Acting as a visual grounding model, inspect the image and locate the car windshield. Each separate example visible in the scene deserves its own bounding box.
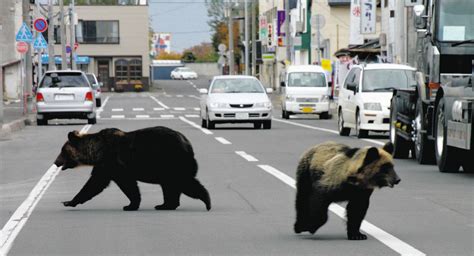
[210,78,264,93]
[288,72,326,87]
[40,73,89,88]
[436,0,474,42]
[362,69,417,92]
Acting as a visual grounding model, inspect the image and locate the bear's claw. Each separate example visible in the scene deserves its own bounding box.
[62,201,78,207]
[123,205,139,211]
[155,204,179,210]
[347,232,368,240]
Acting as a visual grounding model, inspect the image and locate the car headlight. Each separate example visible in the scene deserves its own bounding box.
[209,102,228,108]
[321,95,329,102]
[285,95,296,102]
[255,102,272,108]
[363,103,382,111]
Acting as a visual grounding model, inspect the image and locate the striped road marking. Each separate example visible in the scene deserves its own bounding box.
[132,108,144,111]
[215,137,232,145]
[149,95,170,109]
[235,151,258,162]
[136,115,150,118]
[111,115,125,119]
[112,108,123,112]
[179,116,213,135]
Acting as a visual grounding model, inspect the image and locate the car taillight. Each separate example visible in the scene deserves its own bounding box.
[36,92,44,102]
[85,91,93,101]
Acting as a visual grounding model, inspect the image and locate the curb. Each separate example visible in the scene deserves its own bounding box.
[0,116,35,138]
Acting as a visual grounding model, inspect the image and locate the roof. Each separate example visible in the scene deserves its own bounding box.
[44,69,84,73]
[286,65,325,73]
[355,63,416,71]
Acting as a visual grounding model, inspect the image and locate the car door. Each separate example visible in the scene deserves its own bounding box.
[338,69,355,123]
[345,68,361,126]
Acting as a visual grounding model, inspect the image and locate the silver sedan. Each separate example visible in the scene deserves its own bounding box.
[199,76,273,129]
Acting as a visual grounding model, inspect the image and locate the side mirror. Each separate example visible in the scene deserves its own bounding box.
[347,82,357,93]
[280,81,286,87]
[199,88,208,94]
[266,88,273,94]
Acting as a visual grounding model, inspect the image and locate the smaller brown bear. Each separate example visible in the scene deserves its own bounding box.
[294,141,400,240]
[54,126,211,211]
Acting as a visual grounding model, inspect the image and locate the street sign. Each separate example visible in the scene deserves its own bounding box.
[66,45,72,53]
[16,42,28,54]
[15,22,33,43]
[321,59,332,71]
[33,18,48,33]
[33,34,48,50]
[311,14,326,29]
[74,42,79,50]
[218,43,226,52]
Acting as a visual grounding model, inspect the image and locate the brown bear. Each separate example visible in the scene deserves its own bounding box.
[54,126,211,211]
[294,141,400,240]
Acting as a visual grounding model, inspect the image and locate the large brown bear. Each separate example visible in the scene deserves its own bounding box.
[294,141,400,240]
[54,126,211,211]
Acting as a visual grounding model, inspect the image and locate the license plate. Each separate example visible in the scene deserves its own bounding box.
[236,113,249,119]
[302,107,313,113]
[55,94,74,101]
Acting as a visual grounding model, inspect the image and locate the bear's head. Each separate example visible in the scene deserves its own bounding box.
[346,142,401,189]
[54,129,126,170]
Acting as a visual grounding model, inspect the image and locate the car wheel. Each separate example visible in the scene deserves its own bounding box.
[435,97,461,172]
[390,97,410,159]
[88,117,97,125]
[96,99,102,107]
[282,109,290,119]
[319,112,329,120]
[254,122,262,129]
[414,98,436,164]
[206,111,215,129]
[263,120,272,129]
[355,111,368,138]
[338,109,350,136]
[37,118,47,126]
[201,118,207,128]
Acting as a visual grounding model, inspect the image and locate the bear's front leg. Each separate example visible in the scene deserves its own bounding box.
[346,190,373,240]
[114,177,141,211]
[63,171,111,208]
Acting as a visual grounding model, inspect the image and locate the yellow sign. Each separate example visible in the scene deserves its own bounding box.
[321,59,332,71]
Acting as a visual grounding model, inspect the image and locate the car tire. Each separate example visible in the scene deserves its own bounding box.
[414,98,436,164]
[319,112,329,120]
[435,97,461,173]
[88,117,97,125]
[282,109,290,119]
[37,118,47,126]
[338,109,350,136]
[263,120,272,129]
[206,111,215,129]
[96,99,102,107]
[355,111,368,138]
[254,122,262,129]
[201,118,207,128]
[390,97,410,159]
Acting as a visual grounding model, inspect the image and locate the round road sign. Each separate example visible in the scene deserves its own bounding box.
[16,42,28,54]
[33,18,48,33]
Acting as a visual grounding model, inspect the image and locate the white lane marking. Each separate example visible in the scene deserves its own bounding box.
[160,114,175,118]
[136,115,150,118]
[99,117,176,121]
[176,95,184,98]
[164,95,172,98]
[188,95,200,100]
[96,96,110,118]
[149,95,170,109]
[174,107,186,111]
[235,151,258,162]
[179,116,213,135]
[79,125,92,134]
[257,164,425,256]
[272,118,384,146]
[0,125,93,256]
[112,108,123,112]
[132,108,144,111]
[111,115,125,119]
[215,137,232,145]
[153,108,165,111]
[194,108,201,111]
[184,114,200,118]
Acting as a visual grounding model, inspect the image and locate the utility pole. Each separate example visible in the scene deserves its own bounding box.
[59,0,67,70]
[48,0,55,70]
[244,0,249,75]
[227,0,234,75]
[285,0,291,64]
[69,0,76,70]
[22,0,33,115]
[251,0,256,76]
[36,0,43,84]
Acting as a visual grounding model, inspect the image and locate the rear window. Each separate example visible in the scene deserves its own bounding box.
[86,74,97,85]
[40,72,89,88]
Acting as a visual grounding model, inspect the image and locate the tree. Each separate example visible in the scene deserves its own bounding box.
[155,51,182,60]
[183,42,218,63]
[181,51,197,63]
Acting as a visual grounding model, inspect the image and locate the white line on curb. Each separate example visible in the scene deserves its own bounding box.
[179,116,213,135]
[235,151,258,162]
[257,164,425,256]
[0,125,93,256]
[149,95,170,109]
[215,137,232,145]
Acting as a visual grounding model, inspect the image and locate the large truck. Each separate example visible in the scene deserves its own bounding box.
[389,0,473,172]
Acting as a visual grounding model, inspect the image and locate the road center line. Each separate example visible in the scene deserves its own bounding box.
[235,151,259,162]
[179,116,213,135]
[0,124,93,256]
[149,95,170,109]
[257,164,425,256]
[215,137,232,145]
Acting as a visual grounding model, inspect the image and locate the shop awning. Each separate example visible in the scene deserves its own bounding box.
[41,54,90,65]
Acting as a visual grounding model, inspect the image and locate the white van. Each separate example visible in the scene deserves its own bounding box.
[280,65,330,119]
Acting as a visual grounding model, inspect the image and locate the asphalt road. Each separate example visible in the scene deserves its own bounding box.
[0,77,473,256]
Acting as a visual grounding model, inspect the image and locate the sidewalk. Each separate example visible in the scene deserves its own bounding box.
[0,100,35,138]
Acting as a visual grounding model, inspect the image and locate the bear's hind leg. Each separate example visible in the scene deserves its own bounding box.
[182,178,211,211]
[155,184,181,210]
[346,190,373,240]
[114,178,141,211]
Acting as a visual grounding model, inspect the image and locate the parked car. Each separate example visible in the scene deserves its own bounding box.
[337,63,417,138]
[86,73,102,107]
[36,70,97,125]
[280,65,331,119]
[170,67,198,80]
[199,75,273,129]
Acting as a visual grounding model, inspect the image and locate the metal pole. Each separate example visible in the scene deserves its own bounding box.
[285,0,291,64]
[251,0,256,76]
[316,14,321,65]
[36,0,43,84]
[59,0,67,70]
[228,1,234,75]
[70,0,76,70]
[48,0,55,70]
[244,0,249,75]
[22,0,33,115]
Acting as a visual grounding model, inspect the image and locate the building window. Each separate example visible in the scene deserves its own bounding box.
[115,59,129,83]
[115,58,142,83]
[77,20,119,44]
[129,59,142,81]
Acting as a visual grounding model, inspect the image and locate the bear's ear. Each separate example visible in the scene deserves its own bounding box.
[363,147,380,165]
[68,131,81,145]
[382,142,394,155]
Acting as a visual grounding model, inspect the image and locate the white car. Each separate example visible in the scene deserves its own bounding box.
[85,73,102,107]
[199,76,273,129]
[170,67,198,80]
[337,63,417,138]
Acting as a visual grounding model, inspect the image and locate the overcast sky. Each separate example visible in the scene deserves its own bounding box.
[148,0,213,53]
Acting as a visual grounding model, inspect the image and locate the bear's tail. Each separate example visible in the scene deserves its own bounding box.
[294,162,312,233]
[182,178,211,211]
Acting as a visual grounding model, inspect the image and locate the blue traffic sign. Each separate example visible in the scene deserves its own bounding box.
[16,22,33,43]
[33,34,48,50]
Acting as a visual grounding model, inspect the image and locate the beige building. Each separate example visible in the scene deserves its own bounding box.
[49,1,149,91]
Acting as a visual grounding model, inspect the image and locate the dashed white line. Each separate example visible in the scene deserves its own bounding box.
[174,107,186,111]
[160,114,175,118]
[136,115,150,118]
[194,107,200,111]
[176,95,184,98]
[149,95,170,109]
[132,108,144,111]
[112,108,124,112]
[184,114,200,118]
[188,95,200,100]
[153,108,165,111]
[111,115,125,119]
[179,116,213,135]
[96,96,110,118]
[235,151,258,162]
[215,137,232,145]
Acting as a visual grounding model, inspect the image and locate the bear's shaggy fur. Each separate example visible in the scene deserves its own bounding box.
[54,126,211,211]
[294,141,400,240]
